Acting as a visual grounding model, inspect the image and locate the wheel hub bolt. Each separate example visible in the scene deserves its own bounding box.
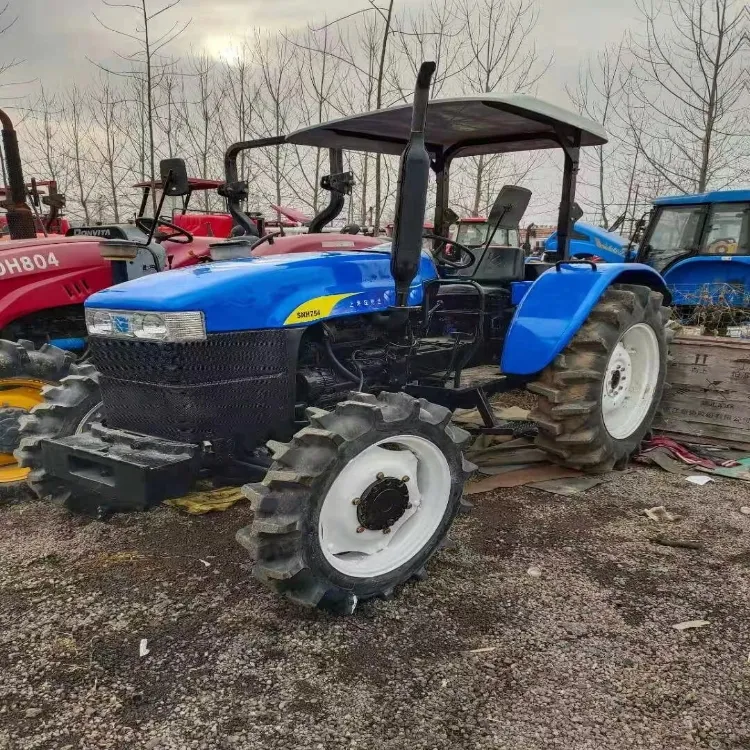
[352,498,360,506]
[356,526,365,534]
[383,527,391,534]
[401,475,410,483]
[376,472,385,480]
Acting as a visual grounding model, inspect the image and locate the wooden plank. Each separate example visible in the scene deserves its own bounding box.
[654,334,750,450]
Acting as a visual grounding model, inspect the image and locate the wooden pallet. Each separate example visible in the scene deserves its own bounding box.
[653,335,750,450]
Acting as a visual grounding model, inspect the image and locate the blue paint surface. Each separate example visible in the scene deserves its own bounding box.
[545,222,633,263]
[664,255,750,306]
[510,281,533,306]
[85,249,439,332]
[49,337,87,352]
[653,189,750,206]
[501,263,668,376]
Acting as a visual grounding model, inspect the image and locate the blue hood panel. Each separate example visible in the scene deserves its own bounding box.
[85,249,439,332]
[545,221,631,263]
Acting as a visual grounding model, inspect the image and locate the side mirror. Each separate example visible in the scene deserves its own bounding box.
[159,158,190,197]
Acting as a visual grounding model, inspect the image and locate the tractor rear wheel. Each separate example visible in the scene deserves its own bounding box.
[237,391,473,613]
[529,284,670,472]
[0,340,76,503]
[14,363,103,506]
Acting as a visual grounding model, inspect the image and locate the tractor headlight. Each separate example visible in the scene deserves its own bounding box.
[87,310,114,336]
[85,309,206,342]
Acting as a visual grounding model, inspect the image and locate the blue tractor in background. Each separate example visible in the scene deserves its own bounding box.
[18,63,673,613]
[546,190,750,321]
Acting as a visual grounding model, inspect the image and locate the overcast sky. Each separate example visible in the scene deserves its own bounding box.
[7,0,641,107]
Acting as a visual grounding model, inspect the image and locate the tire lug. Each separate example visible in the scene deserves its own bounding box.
[356,526,365,534]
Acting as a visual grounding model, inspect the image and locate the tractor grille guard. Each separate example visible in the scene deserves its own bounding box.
[90,329,298,452]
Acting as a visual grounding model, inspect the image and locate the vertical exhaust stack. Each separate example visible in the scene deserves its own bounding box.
[0,109,36,240]
[390,61,436,309]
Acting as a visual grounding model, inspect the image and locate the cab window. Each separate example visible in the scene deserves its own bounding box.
[701,202,750,255]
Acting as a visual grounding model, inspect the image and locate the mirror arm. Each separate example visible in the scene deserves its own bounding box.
[144,169,173,246]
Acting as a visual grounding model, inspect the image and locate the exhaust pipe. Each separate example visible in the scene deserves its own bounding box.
[390,61,435,308]
[0,109,36,240]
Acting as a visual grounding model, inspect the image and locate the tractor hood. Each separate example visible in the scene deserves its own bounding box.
[546,221,632,263]
[85,248,439,332]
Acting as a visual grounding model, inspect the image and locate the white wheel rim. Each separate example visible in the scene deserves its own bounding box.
[318,434,451,578]
[602,322,660,439]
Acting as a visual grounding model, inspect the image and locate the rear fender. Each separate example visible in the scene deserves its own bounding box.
[501,263,669,376]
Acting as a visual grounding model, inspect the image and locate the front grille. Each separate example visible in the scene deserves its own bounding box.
[91,330,295,448]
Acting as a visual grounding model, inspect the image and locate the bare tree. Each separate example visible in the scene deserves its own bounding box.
[454,0,550,216]
[90,76,130,222]
[60,87,102,223]
[626,0,748,194]
[178,52,225,211]
[253,31,299,218]
[567,41,626,228]
[91,0,191,213]
[218,40,260,196]
[389,0,466,101]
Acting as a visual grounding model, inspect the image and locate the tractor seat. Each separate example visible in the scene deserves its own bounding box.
[453,244,525,283]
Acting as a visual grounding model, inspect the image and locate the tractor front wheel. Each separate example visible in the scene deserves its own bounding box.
[15,363,103,505]
[529,284,670,472]
[0,340,76,503]
[237,391,473,613]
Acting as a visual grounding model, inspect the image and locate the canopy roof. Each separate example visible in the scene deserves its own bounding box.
[286,95,607,158]
[132,178,223,191]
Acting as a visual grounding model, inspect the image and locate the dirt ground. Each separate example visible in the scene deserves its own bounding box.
[1,465,750,750]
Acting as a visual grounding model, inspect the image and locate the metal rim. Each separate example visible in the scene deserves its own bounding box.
[602,322,660,440]
[318,434,451,578]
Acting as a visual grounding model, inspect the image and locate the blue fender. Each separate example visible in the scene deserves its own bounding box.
[501,263,669,376]
[662,255,750,307]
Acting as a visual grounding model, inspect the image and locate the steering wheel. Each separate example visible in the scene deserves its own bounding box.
[423,232,476,270]
[249,232,277,251]
[136,216,193,245]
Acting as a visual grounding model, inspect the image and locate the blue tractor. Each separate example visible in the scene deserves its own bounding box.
[546,190,750,317]
[18,63,673,612]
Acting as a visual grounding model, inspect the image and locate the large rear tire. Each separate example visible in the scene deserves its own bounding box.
[0,340,75,503]
[529,284,670,472]
[237,391,474,613]
[14,363,103,505]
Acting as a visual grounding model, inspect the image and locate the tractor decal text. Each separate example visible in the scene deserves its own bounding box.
[0,252,60,276]
[284,293,358,326]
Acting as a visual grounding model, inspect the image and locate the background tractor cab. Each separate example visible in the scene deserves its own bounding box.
[545,189,750,312]
[455,215,520,250]
[133,176,236,239]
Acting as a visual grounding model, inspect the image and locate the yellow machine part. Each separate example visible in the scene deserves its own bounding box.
[0,378,47,483]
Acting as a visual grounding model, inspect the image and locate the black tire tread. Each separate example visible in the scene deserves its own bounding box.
[14,363,102,505]
[237,391,473,612]
[528,284,671,472]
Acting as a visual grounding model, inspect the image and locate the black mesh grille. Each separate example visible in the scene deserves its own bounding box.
[91,331,295,446]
